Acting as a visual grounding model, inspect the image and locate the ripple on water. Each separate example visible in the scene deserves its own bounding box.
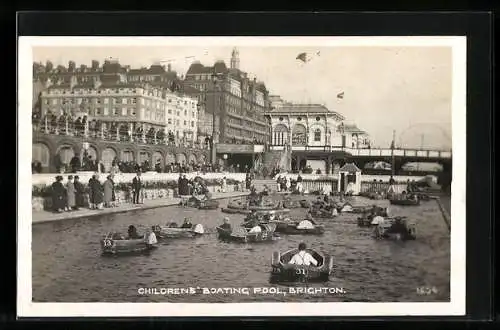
[32,195,450,303]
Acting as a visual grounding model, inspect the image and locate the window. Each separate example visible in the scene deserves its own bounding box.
[184,120,187,126]
[104,107,109,116]
[52,99,57,105]
[176,111,180,116]
[191,121,194,127]
[168,119,172,124]
[184,110,187,116]
[104,98,109,104]
[168,109,172,114]
[314,129,321,142]
[176,120,180,125]
[122,108,127,116]
[113,108,118,115]
[141,98,145,105]
[132,98,137,104]
[122,98,127,104]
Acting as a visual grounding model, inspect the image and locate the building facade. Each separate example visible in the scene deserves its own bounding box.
[33,59,201,172]
[182,48,271,169]
[266,98,370,174]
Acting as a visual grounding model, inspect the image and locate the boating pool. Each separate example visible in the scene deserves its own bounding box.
[32,195,450,302]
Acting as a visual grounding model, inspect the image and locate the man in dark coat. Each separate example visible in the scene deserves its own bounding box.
[132,171,143,204]
[51,176,66,212]
[73,175,85,209]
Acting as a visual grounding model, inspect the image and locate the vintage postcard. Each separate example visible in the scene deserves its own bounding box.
[18,36,466,317]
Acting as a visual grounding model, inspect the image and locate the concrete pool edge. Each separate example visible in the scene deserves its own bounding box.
[31,191,250,224]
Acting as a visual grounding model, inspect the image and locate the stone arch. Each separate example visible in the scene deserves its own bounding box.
[165,152,175,165]
[176,152,187,164]
[198,153,207,163]
[101,146,118,172]
[188,153,197,164]
[32,142,51,167]
[80,143,99,161]
[272,124,289,145]
[121,149,135,162]
[138,150,151,164]
[292,123,307,146]
[152,151,164,167]
[56,144,76,165]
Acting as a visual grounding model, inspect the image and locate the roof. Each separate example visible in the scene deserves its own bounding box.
[342,124,366,134]
[339,162,361,173]
[268,104,345,119]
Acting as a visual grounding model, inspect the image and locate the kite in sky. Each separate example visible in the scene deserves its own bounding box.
[337,92,344,99]
[296,51,321,64]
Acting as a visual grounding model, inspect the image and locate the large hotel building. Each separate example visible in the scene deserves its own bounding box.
[32,59,205,173]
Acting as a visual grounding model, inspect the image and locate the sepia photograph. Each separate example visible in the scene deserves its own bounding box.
[18,36,466,317]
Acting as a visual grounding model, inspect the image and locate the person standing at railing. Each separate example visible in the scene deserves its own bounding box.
[66,175,76,211]
[74,176,85,210]
[51,176,66,213]
[132,171,143,204]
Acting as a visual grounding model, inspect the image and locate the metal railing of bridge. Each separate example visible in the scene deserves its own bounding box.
[269,145,452,159]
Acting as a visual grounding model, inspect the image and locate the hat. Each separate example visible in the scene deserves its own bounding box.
[56,175,63,181]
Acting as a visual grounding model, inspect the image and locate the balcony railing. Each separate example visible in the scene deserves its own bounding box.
[32,116,209,150]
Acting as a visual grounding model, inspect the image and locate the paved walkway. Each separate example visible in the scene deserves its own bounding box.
[32,191,249,224]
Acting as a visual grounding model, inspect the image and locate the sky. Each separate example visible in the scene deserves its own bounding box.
[33,44,452,149]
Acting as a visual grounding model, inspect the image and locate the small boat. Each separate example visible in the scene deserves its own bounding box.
[282,199,311,209]
[248,203,283,211]
[389,197,420,206]
[216,223,277,243]
[101,231,158,255]
[278,220,325,235]
[153,223,205,239]
[221,207,252,215]
[270,248,334,283]
[227,199,248,210]
[373,217,416,240]
[310,208,338,218]
[198,200,220,210]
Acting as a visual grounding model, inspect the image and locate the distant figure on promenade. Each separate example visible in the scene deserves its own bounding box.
[221,176,227,193]
[132,171,143,204]
[70,156,80,173]
[285,176,291,191]
[387,176,396,195]
[245,172,252,191]
[276,175,282,192]
[73,176,85,210]
[104,174,115,208]
[51,175,66,213]
[89,174,104,209]
[66,175,76,211]
[288,243,318,266]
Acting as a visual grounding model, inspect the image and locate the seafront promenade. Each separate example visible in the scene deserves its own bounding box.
[32,191,249,224]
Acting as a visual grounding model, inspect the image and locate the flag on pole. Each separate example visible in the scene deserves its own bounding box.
[337,91,344,99]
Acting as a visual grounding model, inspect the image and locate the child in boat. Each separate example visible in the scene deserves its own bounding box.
[127,225,142,239]
[289,243,318,266]
[181,218,193,229]
[220,217,232,231]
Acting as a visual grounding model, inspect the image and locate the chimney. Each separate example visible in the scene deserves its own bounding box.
[167,63,172,72]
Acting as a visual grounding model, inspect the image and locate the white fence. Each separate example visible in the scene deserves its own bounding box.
[273,173,431,183]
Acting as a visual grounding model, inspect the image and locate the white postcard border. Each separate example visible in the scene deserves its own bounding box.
[18,36,466,317]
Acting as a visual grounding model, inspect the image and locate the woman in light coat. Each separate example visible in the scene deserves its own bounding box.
[66,175,76,211]
[103,174,115,208]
